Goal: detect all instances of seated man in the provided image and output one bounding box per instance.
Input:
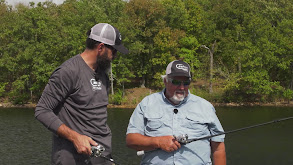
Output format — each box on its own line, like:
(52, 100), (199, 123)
(126, 60), (226, 165)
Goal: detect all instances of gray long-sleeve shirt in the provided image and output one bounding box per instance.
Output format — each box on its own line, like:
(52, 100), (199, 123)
(35, 54), (112, 158)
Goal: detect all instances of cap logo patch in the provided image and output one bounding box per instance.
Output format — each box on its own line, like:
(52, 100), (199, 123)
(176, 64), (188, 72)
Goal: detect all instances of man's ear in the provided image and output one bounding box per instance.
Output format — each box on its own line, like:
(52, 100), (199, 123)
(96, 43), (105, 52)
(163, 78), (167, 85)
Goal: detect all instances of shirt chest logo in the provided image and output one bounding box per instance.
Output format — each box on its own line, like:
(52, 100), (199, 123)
(90, 78), (102, 91)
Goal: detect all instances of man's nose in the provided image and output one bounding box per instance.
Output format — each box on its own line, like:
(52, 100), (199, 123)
(178, 83), (185, 89)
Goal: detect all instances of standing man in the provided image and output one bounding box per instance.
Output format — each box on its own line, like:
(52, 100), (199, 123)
(126, 60), (226, 165)
(35, 23), (129, 165)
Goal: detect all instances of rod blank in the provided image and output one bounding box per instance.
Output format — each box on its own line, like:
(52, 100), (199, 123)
(186, 116), (293, 143)
(137, 116), (293, 156)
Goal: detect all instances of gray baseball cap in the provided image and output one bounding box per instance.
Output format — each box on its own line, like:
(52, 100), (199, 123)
(88, 23), (129, 54)
(166, 60), (191, 78)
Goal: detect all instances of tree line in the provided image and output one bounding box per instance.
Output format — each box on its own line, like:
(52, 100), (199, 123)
(0, 0), (292, 104)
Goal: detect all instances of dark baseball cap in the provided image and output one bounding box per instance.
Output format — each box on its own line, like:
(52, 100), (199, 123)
(88, 23), (129, 54)
(166, 60), (191, 78)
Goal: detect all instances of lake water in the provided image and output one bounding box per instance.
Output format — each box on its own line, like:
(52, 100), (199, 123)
(0, 106), (292, 165)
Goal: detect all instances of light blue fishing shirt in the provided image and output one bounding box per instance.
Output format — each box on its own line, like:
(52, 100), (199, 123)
(126, 89), (225, 165)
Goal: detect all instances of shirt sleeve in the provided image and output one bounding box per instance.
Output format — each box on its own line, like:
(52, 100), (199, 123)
(126, 102), (146, 135)
(209, 106), (225, 142)
(34, 66), (74, 134)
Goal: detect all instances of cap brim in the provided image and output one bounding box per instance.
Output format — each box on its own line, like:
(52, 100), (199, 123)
(112, 44), (129, 54)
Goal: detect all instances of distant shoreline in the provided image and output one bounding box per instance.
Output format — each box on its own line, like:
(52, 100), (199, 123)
(1, 101), (292, 109)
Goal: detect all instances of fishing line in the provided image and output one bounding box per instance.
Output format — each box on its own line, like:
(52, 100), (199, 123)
(137, 116), (293, 156)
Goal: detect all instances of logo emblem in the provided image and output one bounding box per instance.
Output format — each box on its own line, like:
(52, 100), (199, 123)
(176, 64), (188, 72)
(90, 78), (102, 91)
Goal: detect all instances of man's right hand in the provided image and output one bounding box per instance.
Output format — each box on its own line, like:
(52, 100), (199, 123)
(155, 135), (181, 152)
(126, 133), (181, 152)
(57, 124), (98, 156)
(72, 133), (98, 155)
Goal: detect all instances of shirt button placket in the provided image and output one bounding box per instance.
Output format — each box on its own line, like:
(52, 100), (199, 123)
(173, 108), (179, 164)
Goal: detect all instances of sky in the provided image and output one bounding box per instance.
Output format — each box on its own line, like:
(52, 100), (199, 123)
(5, 0), (65, 6)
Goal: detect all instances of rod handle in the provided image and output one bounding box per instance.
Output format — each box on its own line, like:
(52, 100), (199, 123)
(137, 150), (145, 156)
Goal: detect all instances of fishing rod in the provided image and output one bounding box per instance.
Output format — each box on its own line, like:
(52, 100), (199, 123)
(137, 116), (293, 156)
(183, 116), (293, 144)
(85, 145), (121, 165)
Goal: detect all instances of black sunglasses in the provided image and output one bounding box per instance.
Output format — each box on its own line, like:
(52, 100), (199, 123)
(105, 44), (117, 53)
(168, 78), (191, 86)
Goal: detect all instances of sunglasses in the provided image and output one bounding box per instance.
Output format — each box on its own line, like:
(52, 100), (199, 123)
(105, 44), (117, 54)
(168, 78), (191, 86)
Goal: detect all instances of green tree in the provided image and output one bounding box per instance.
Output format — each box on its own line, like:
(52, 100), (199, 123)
(122, 0), (166, 88)
(198, 0), (293, 102)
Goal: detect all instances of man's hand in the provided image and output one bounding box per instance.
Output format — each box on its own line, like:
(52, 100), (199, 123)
(126, 133), (181, 152)
(156, 136), (181, 152)
(57, 124), (98, 155)
(72, 133), (98, 155)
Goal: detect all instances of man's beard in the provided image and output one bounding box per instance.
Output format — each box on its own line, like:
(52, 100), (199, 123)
(95, 52), (111, 81)
(96, 52), (111, 73)
(169, 91), (186, 104)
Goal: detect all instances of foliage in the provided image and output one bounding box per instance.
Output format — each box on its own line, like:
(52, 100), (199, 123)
(0, 82), (8, 97)
(0, 0), (293, 104)
(109, 89), (126, 105)
(190, 85), (224, 103)
(283, 89), (293, 103)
